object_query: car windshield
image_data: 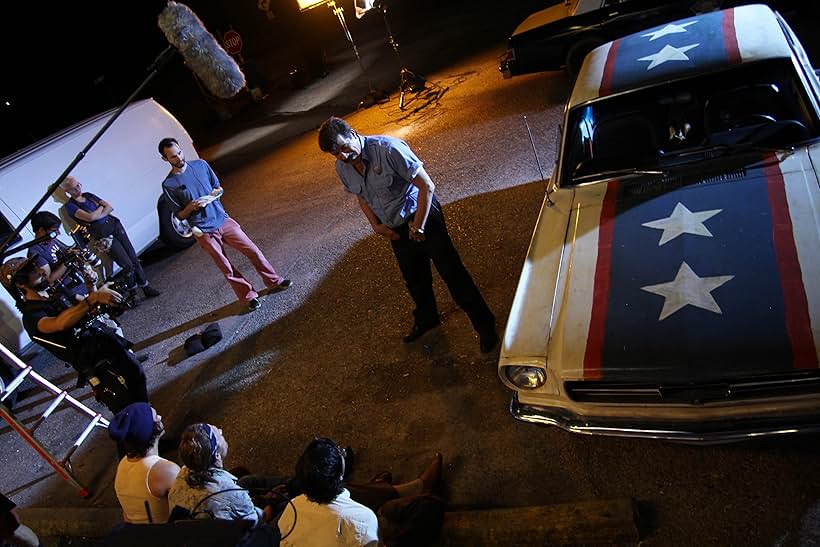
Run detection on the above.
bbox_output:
[559,59,819,187]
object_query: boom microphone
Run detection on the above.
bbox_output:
[158,1,246,99]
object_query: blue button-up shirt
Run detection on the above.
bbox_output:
[336,136,423,228]
[162,159,228,232]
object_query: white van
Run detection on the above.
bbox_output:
[0,98,197,352]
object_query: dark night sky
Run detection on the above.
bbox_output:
[0,0,524,158]
[0,1,172,157]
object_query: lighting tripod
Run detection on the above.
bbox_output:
[327,0,386,108]
[377,0,426,109]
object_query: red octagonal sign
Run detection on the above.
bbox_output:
[224,30,243,55]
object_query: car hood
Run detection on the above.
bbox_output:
[503,148,820,385]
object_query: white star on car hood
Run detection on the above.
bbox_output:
[641,202,722,246]
[638,43,700,70]
[641,262,734,320]
[642,21,698,41]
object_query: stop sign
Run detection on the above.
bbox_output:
[223,30,243,55]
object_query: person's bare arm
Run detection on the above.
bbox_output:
[36,285,122,333]
[98,198,114,216]
[407,168,435,241]
[175,197,208,220]
[147,459,181,498]
[72,197,113,222]
[42,262,65,285]
[72,207,104,223]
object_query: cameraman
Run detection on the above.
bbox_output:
[11,256,149,411]
[27,211,95,304]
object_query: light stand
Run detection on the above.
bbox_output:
[377,1,426,109]
[325,0,387,108]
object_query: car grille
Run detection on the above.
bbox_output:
[565,371,820,405]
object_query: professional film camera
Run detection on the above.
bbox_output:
[53,239,139,315]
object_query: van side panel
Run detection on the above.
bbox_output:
[0,99,198,352]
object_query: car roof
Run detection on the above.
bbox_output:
[569,4,793,108]
[511,0,594,37]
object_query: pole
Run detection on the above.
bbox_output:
[0,46,177,258]
[330,1,373,93]
[327,1,386,108]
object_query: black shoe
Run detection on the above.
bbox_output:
[403,320,441,343]
[248,298,262,311]
[272,279,293,292]
[479,330,500,353]
[142,285,161,298]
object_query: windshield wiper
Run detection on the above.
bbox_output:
[660,142,792,161]
[571,167,667,185]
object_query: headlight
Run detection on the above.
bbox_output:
[504,366,547,390]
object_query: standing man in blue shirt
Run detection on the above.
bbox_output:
[318,117,498,352]
[158,138,292,311]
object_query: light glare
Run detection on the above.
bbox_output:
[296,0,329,11]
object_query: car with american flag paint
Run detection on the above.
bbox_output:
[499,4,820,442]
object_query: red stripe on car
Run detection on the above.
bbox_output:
[765,158,817,368]
[584,181,620,379]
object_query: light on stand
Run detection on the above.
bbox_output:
[297,0,387,108]
[370,0,426,110]
[296,0,330,8]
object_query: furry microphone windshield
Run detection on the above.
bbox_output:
[158,1,246,99]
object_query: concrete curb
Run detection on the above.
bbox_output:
[16,499,640,545]
[16,507,122,539]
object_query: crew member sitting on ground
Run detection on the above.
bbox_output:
[278,437,443,546]
[109,402,180,524]
[169,423,275,524]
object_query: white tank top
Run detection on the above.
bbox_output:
[114,455,171,524]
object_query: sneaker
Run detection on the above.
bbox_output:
[272,279,293,292]
[248,298,262,311]
[141,285,161,298]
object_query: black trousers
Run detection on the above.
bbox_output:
[389,198,495,336]
[97,219,147,287]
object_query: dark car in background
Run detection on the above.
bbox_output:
[499,0,722,77]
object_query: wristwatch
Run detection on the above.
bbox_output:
[410,226,425,235]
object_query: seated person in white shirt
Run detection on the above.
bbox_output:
[279,437,443,547]
[109,403,180,524]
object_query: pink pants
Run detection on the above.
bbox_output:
[196,217,284,302]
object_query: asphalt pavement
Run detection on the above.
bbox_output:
[4,1,820,546]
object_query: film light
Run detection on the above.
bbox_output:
[297,0,330,11]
